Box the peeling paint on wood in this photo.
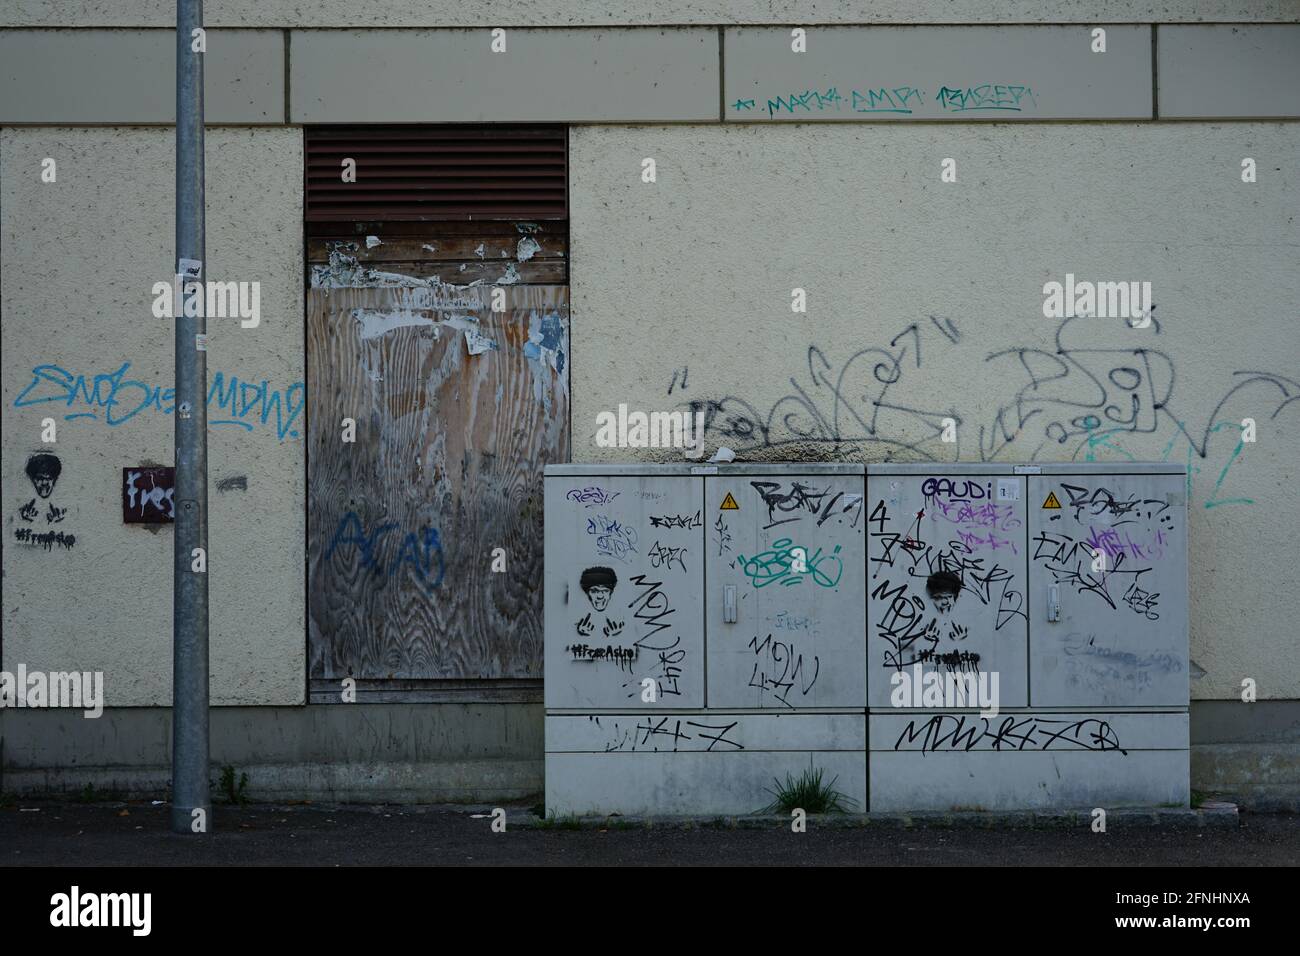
[308,285,569,680]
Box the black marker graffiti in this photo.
[14,528,76,550]
[648,510,702,529]
[647,539,688,572]
[748,633,820,708]
[597,716,744,753]
[714,514,733,559]
[749,480,863,529]
[870,499,1026,671]
[672,314,1298,510]
[625,573,683,698]
[1032,537,1162,620]
[565,643,638,670]
[895,714,1127,755]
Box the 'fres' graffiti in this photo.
[123,467,176,523]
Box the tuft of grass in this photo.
[217,765,249,805]
[1191,790,1208,809]
[75,783,122,804]
[761,766,858,815]
[0,792,16,810]
[536,812,582,830]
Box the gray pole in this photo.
[172,0,211,834]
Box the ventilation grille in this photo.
[305,126,567,222]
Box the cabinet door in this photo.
[544,475,705,709]
[866,472,1030,708]
[1027,474,1188,707]
[706,474,867,709]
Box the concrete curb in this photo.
[3,799,1242,830]
[516,804,1239,830]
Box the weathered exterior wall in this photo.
[1,0,1293,27]
[1,127,305,705]
[0,703,544,803]
[6,24,1297,125]
[0,29,285,124]
[1,700,1292,807]
[568,122,1300,701]
[1,3,1296,802]
[289,29,718,123]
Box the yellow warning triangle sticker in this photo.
[1042,491,1062,509]
[720,492,740,510]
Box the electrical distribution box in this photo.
[544,462,1189,815]
[545,464,867,816]
[867,463,1189,811]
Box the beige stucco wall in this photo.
[569,122,1300,701]
[1,1,1294,26]
[1,127,305,706]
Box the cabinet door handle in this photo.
[1047,584,1060,622]
[723,584,737,623]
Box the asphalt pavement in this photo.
[3,801,1297,866]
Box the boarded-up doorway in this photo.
[304,126,569,700]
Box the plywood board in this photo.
[308,284,569,680]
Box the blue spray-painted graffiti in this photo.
[12,362,305,440]
[323,511,445,590]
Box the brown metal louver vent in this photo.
[305,125,568,222]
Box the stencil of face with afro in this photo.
[580,565,618,611]
[926,570,962,614]
[25,453,62,499]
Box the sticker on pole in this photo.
[1042,490,1062,509]
[720,492,740,511]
